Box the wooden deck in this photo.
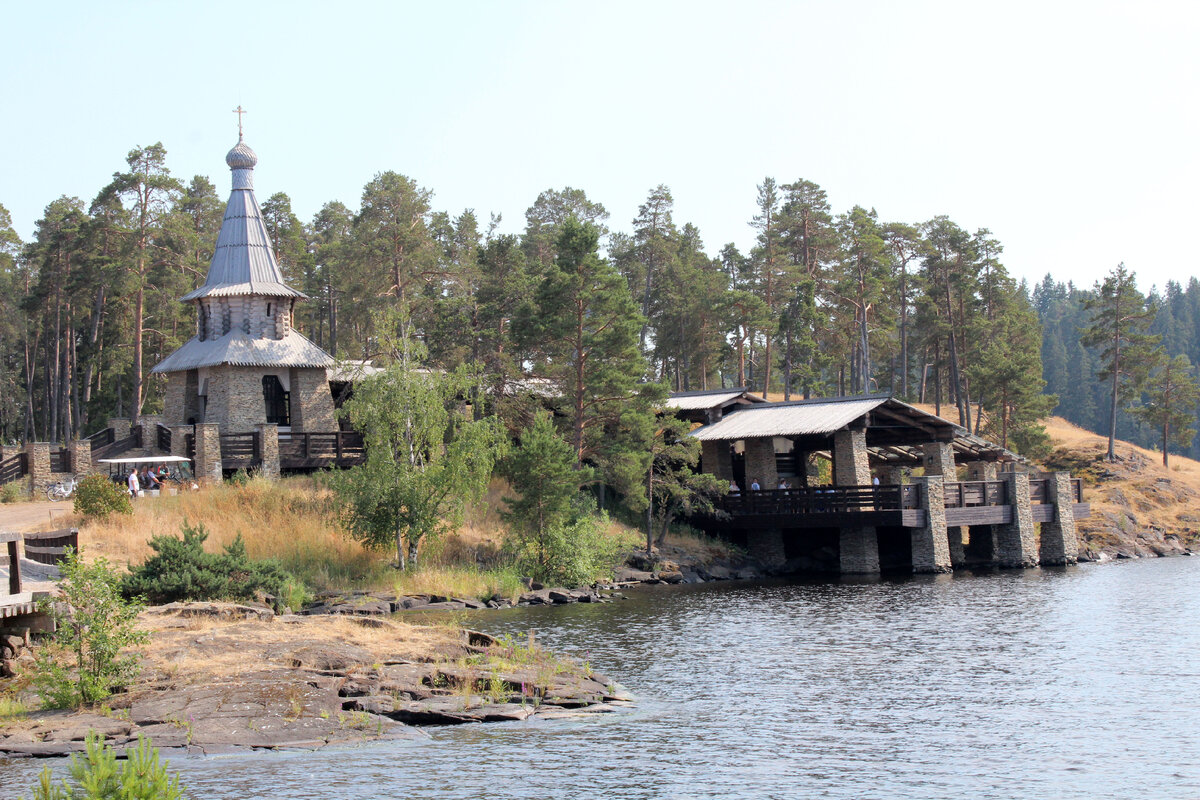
[706,478,1087,531]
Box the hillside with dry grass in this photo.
[907,406,1200,559]
[1039,417,1200,559]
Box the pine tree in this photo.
[1133,353,1200,467]
[519,217,647,466]
[1081,264,1161,460]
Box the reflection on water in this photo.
[4,558,1200,800]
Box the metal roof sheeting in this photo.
[690,396,888,441]
[666,390,748,411]
[150,331,335,373]
[179,149,306,302]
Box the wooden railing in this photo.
[0,453,27,486]
[157,423,172,453]
[2,532,22,597]
[1028,476,1084,504]
[278,431,366,467]
[91,427,141,461]
[719,484,920,516]
[86,427,114,451]
[21,528,78,566]
[219,432,260,465]
[942,480,1006,508]
[185,433,195,460]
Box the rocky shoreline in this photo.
[0,604,633,759]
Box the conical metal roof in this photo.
[180,138,306,302]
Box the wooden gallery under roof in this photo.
[666,390,1090,576]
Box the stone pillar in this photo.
[910,476,952,573]
[832,429,870,486]
[139,414,164,454]
[701,440,734,483]
[169,426,192,458]
[743,438,777,490]
[25,442,52,492]
[995,472,1038,568]
[193,423,223,483]
[966,460,998,481]
[1040,471,1079,565]
[880,465,906,486]
[746,527,786,570]
[922,441,956,478]
[256,423,280,479]
[839,527,880,574]
[107,418,131,441]
[67,439,91,476]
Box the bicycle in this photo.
[46,474,79,502]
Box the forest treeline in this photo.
[1,140,1196,464]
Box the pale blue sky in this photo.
[3,0,1197,291]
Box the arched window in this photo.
[262,375,290,426]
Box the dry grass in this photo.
[73,474,643,596]
[138,613,467,681]
[78,475,379,590]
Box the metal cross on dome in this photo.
[232,105,247,140]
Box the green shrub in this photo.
[1,482,22,503]
[73,474,132,520]
[121,521,297,610]
[508,512,625,588]
[229,467,251,486]
[33,549,146,709]
[21,732,184,800]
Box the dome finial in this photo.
[232,105,246,141]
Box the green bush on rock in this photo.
[121,521,303,610]
[73,474,132,520]
[21,732,185,800]
[33,549,146,709]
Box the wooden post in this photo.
[6,537,21,595]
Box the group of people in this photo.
[728,477,793,494]
[125,465,171,498]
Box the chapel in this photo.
[151,128,337,433]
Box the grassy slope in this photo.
[65,475,669,599]
[908,406,1200,557]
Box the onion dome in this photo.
[226,139,258,170]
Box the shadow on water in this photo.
[4,558,1200,800]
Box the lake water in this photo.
[4,557,1200,799]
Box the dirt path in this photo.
[0,500,75,533]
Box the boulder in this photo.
[289,643,376,671]
[548,590,575,604]
[145,602,274,621]
[613,567,654,583]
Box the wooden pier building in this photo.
[673,392,1090,575]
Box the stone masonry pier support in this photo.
[701,440,734,484]
[839,527,880,574]
[910,476,952,573]
[1039,471,1079,565]
[833,429,870,486]
[995,472,1038,568]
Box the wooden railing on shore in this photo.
[942,480,1006,508]
[157,424,172,453]
[21,529,78,566]
[719,484,922,516]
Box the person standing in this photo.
[127,468,140,498]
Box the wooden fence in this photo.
[157,424,172,453]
